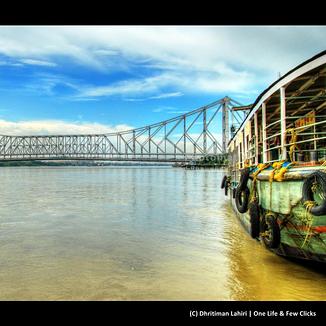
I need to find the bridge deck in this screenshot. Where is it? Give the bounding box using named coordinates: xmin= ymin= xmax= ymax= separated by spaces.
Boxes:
xmin=0 ymin=98 xmax=243 ymax=162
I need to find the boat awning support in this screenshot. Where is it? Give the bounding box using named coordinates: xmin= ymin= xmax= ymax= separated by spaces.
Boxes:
xmin=280 ymin=87 xmax=287 ymax=160
xmin=262 ymin=102 xmax=267 ymax=162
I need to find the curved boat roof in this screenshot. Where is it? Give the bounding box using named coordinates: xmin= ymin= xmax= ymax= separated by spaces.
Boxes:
xmin=229 ymin=49 xmax=326 ymax=144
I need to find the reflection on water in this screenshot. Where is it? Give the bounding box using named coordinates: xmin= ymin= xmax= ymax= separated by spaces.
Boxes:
xmin=0 ymin=166 xmax=325 ymax=300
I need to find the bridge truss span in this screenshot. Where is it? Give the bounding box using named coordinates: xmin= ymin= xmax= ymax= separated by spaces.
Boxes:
xmin=0 ymin=97 xmax=245 ymax=162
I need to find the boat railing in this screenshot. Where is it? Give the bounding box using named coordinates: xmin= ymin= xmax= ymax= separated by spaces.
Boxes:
xmin=265 ymin=119 xmax=281 ymax=129
xmin=242 ymin=113 xmax=326 ymax=166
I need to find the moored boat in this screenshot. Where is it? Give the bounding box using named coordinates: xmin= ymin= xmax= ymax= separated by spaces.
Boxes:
xmin=222 ymin=51 xmax=326 ymax=262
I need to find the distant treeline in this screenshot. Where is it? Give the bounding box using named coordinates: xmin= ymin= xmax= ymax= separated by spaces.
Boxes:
xmin=0 ymin=161 xmax=48 ymax=167
xmin=198 ymin=155 xmax=228 ymax=165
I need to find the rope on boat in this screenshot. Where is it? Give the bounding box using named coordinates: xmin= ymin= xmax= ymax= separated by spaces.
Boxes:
xmin=268 ymin=161 xmax=285 ymax=209
xmin=273 ymin=162 xmax=294 ymax=182
xmin=252 ymin=163 xmax=270 ymax=181
xmin=245 ymin=156 xmax=326 ymax=249
xmin=287 ymin=128 xmax=299 ymax=163
xmin=244 ymin=159 xmax=251 ymax=168
xmin=303 ymin=200 xmax=316 ymax=212
xmin=250 ymin=163 xmax=270 ymax=204
xmin=301 ymin=201 xmax=315 ymax=248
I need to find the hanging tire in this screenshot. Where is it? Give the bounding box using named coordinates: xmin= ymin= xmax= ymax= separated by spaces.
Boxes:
xmin=260 ymin=214 xmax=280 ymax=249
xmin=302 ymin=171 xmax=326 ymax=216
xmin=225 ymin=182 xmax=229 ymax=196
xmin=232 ymin=187 xmax=236 ymax=199
xmin=238 ymin=167 xmax=250 ymax=191
xmin=235 ymin=186 xmax=250 ymax=213
xmin=249 ymin=200 xmax=260 ymax=238
xmin=221 ymin=175 xmax=227 ymax=189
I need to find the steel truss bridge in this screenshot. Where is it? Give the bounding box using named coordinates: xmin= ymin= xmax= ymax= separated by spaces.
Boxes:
xmin=0 ymin=97 xmax=246 ymax=162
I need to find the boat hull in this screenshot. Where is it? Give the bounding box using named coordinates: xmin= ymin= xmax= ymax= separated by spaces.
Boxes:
xmin=229 ymin=168 xmax=326 ymax=263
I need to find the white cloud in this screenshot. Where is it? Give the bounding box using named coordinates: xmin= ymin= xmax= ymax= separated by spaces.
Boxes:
xmin=148 ymin=92 xmax=183 ymax=100
xmin=152 ymin=106 xmax=189 ymax=114
xmin=0 ymin=60 xmax=23 ymax=67
xmin=124 ymin=92 xmax=184 ymax=102
xmin=70 ymin=97 xmax=99 ymax=102
xmin=0 ymin=26 xmax=325 ymax=98
xmin=23 ymin=73 xmax=81 ymax=96
xmin=19 ymin=58 xmax=57 ymax=67
xmin=77 ymin=75 xmax=164 ymax=98
xmin=152 ymin=108 xmax=164 ymax=113
xmin=76 ymin=70 xmax=255 ymax=99
xmin=0 ymin=119 xmax=134 ymax=136
xmin=93 ymin=49 xmax=119 ymax=56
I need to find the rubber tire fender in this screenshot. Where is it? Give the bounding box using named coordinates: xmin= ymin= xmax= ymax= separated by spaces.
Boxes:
xmin=232 ymin=187 xmax=236 ymax=199
xmin=225 ymin=182 xmax=229 ymax=196
xmin=221 ymin=175 xmax=227 ymax=189
xmin=239 ymin=168 xmax=250 ymax=191
xmin=260 ymin=215 xmax=281 ymax=249
xmin=235 ymin=186 xmax=250 ymax=213
xmin=248 ymin=200 xmax=260 ymax=238
xmin=302 ymin=171 xmax=326 ymax=216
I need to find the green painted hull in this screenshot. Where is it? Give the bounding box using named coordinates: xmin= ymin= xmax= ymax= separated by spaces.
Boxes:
xmin=229 ymin=167 xmax=326 ymax=263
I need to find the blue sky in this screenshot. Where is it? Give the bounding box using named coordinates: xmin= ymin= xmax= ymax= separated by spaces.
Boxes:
xmin=0 ymin=26 xmax=325 ymax=135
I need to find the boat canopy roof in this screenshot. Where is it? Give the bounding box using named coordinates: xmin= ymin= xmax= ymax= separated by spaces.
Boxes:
xmin=229 ymin=50 xmax=326 ymax=146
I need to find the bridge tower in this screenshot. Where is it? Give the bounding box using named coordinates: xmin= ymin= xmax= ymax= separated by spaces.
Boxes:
xmin=222 ymin=96 xmax=230 ymax=153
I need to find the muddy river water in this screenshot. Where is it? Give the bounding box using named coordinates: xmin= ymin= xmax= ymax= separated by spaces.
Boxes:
xmin=0 ymin=166 xmax=325 ymax=300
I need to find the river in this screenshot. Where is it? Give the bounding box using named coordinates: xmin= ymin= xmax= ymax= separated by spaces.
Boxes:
xmin=0 ymin=166 xmax=325 ymax=300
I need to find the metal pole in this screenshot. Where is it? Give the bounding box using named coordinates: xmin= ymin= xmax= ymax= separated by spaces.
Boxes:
xmin=313 ymin=108 xmax=317 ymax=150
xmin=133 ymin=130 xmax=136 ymax=159
xmin=148 ymin=127 xmax=151 ymax=159
xmin=254 ymin=111 xmax=259 ymax=165
xmin=183 ymin=116 xmax=186 ymax=158
xmin=280 ymin=87 xmax=287 ymax=160
xmin=262 ymin=102 xmax=267 ymax=162
xmin=164 ymin=123 xmax=167 ymax=160
xmin=203 ymin=109 xmax=207 ymax=154
xmin=222 ymin=98 xmax=229 ymax=153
